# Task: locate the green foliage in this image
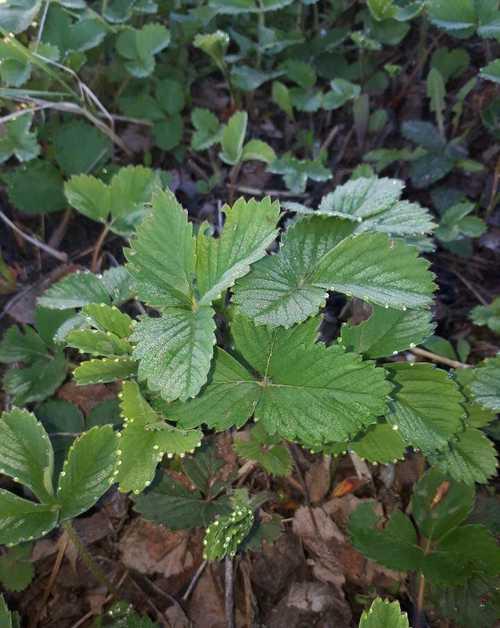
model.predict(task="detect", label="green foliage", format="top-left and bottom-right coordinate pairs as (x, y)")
top-left (470, 297), bottom-right (500, 333)
top-left (53, 121), bottom-right (111, 176)
top-left (358, 598), bottom-right (409, 628)
top-left (116, 23), bottom-right (170, 77)
top-left (268, 155), bottom-right (331, 193)
top-left (219, 111), bottom-right (275, 165)
top-left (0, 594), bottom-right (20, 628)
top-left (2, 160), bottom-right (66, 215)
top-left (469, 356), bottom-right (500, 411)
top-left (0, 113), bottom-right (39, 164)
top-left (234, 422), bottom-right (293, 476)
top-left (480, 58), bottom-right (500, 83)
top-left (0, 544), bottom-right (34, 592)
top-left (203, 493), bottom-right (255, 560)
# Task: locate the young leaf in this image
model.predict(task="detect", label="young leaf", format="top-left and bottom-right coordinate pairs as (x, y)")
top-left (116, 23), bottom-right (170, 77)
top-left (234, 423), bottom-right (292, 476)
top-left (66, 329), bottom-right (131, 357)
top-left (241, 139), bottom-right (276, 164)
top-left (0, 408), bottom-right (54, 503)
top-left (0, 113), bottom-right (40, 164)
top-left (340, 305), bottom-right (435, 358)
top-left (193, 31), bottom-right (229, 72)
top-left (268, 155), bottom-right (331, 193)
top-left (116, 382), bottom-right (202, 493)
top-left (386, 363), bottom-right (465, 453)
top-left (168, 316), bottom-right (391, 446)
top-left (82, 303), bottom-right (133, 338)
top-left (0, 490), bottom-right (58, 546)
top-left (0, 325), bottom-right (49, 363)
top-left (350, 423), bottom-right (406, 464)
top-left (470, 297), bottom-right (500, 333)
top-left (74, 357), bottom-right (137, 385)
top-left (469, 356), bottom-right (500, 411)
top-left (203, 504), bottom-right (254, 560)
top-left (0, 0), bottom-right (42, 34)
top-left (191, 108), bottom-right (223, 151)
top-left (0, 544), bottom-right (34, 592)
top-left (359, 598), bottom-right (409, 628)
top-left (57, 425), bottom-right (118, 520)
top-left (220, 111), bottom-right (248, 165)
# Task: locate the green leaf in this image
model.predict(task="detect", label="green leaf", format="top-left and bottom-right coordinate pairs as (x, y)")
top-left (116, 382), bottom-right (202, 493)
top-left (272, 81), bottom-right (294, 119)
top-left (169, 316), bottom-right (391, 446)
top-left (67, 329), bottom-right (131, 357)
top-left (191, 107), bottom-right (223, 151)
top-left (57, 425), bottom-right (118, 520)
top-left (209, 0), bottom-right (294, 13)
top-left (196, 196), bottom-right (280, 305)
top-left (480, 59), bottom-right (500, 83)
top-left (203, 504), bottom-right (254, 560)
top-left (53, 120), bottom-right (111, 176)
top-left (340, 305), bottom-right (434, 358)
top-left (116, 23), bottom-right (170, 77)
top-left (74, 357), bottom-right (137, 385)
top-left (3, 160), bottom-right (66, 215)
top-left (367, 0), bottom-right (397, 21)
top-left (234, 422), bottom-right (292, 476)
top-left (0, 113), bottom-right (39, 164)
top-left (350, 423), bottom-right (406, 464)
top-left (359, 598), bottom-right (409, 628)
top-left (0, 544), bottom-right (34, 592)
top-left (349, 502), bottom-right (423, 571)
top-left (83, 303), bottom-right (133, 338)
top-left (0, 408), bottom-right (54, 502)
top-left (0, 0), bottom-right (41, 34)
top-left (386, 363), bottom-right (465, 453)
top-left (131, 307), bottom-right (216, 402)
top-left (133, 473), bottom-right (231, 529)
top-left (241, 139), bottom-right (276, 163)
top-left (220, 111), bottom-right (248, 165)
top-left (428, 427), bottom-right (497, 484)
top-left (469, 356), bottom-right (500, 411)
top-left (38, 271), bottom-right (112, 310)
top-left (470, 297), bottom-right (500, 333)
top-left (431, 47), bottom-right (471, 82)
top-left (152, 115), bottom-right (183, 152)
top-left (268, 155), bottom-right (331, 193)
top-left (193, 31), bottom-right (229, 72)
top-left (323, 78), bottom-right (361, 110)
top-left (0, 38), bottom-right (31, 86)
top-left (155, 78), bottom-right (185, 115)
top-left (427, 67), bottom-right (446, 118)
top-left (3, 351), bottom-right (67, 406)
top-left (0, 325), bottom-right (49, 363)
top-left (43, 5), bottom-right (106, 56)
top-left (0, 489), bottom-right (58, 545)
top-left (428, 0), bottom-right (477, 34)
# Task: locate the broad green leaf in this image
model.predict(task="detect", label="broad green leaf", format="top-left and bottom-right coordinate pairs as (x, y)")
top-left (193, 31), bottom-right (229, 72)
top-left (481, 59), bottom-right (500, 83)
top-left (234, 423), bottom-right (292, 476)
top-left (0, 490), bottom-right (58, 546)
top-left (350, 423), bottom-right (406, 464)
top-left (0, 0), bottom-right (41, 34)
top-left (340, 305), bottom-right (435, 358)
top-left (428, 427), bottom-right (497, 484)
top-left (220, 111), bottom-right (248, 165)
top-left (0, 409), bottom-right (54, 502)
top-left (0, 38), bottom-right (31, 86)
top-left (57, 425), bottom-right (118, 520)
top-left (470, 297), bottom-right (500, 333)
top-left (133, 474), bottom-right (231, 529)
top-left (367, 0), bottom-right (397, 21)
top-left (349, 502), bottom-right (423, 571)
top-left (386, 363), bottom-right (465, 453)
top-left (0, 544), bottom-right (34, 592)
top-left (169, 316), bottom-right (391, 446)
top-left (0, 113), bottom-right (39, 164)
top-left (3, 160), bottom-right (66, 215)
top-left (74, 357), bottom-right (137, 385)
top-left (209, 0), bottom-right (294, 13)
top-left (470, 356), bottom-right (500, 411)
top-left (268, 155), bottom-right (331, 193)
top-left (155, 78), bottom-right (185, 115)
top-left (53, 120), bottom-right (111, 176)
top-left (203, 504), bottom-right (254, 560)
top-left (132, 308), bottom-right (215, 401)
top-left (196, 196), bottom-right (280, 305)
top-left (431, 47), bottom-right (471, 82)
top-left (323, 78), bottom-right (361, 110)
top-left (152, 115), bottom-right (183, 152)
top-left (241, 139), bottom-right (276, 163)
top-left (428, 0), bottom-right (477, 34)
top-left (191, 107), bottom-right (223, 151)
top-left (411, 468), bottom-right (474, 541)
top-left (230, 65), bottom-right (282, 91)
top-left (66, 329), bottom-right (131, 357)
top-left (38, 271), bottom-right (111, 310)
top-left (116, 23), bottom-right (170, 77)
top-left (3, 351), bottom-right (67, 406)
top-left (126, 189), bottom-right (195, 308)
top-left (116, 382), bottom-right (202, 493)
top-left (359, 598), bottom-right (409, 628)
top-left (0, 325), bottom-right (49, 363)
top-left (82, 303), bottom-right (133, 338)
top-left (431, 578), bottom-right (500, 628)
top-left (42, 5), bottom-right (106, 56)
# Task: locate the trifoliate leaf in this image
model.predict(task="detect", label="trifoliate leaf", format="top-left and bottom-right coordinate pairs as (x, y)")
top-left (350, 423), bottom-right (406, 464)
top-left (220, 111), bottom-right (247, 165)
top-left (268, 155), bottom-right (331, 193)
top-left (3, 351), bottom-right (67, 406)
top-left (203, 504), bottom-right (254, 560)
top-left (42, 5), bottom-right (106, 56)
top-left (74, 357), bottom-right (137, 385)
top-left (131, 307), bottom-right (216, 402)
top-left (0, 544), bottom-right (34, 592)
top-left (469, 356), bottom-right (500, 412)
top-left (470, 297), bottom-right (500, 333)
top-left (411, 468), bottom-right (474, 542)
top-left (133, 474), bottom-right (231, 529)
top-left (359, 598), bottom-right (409, 628)
top-left (341, 305), bottom-right (434, 358)
top-left (428, 427), bottom-right (497, 485)
top-left (386, 363), bottom-right (465, 453)
top-left (234, 423), bottom-right (292, 476)
top-left (3, 160), bottom-right (66, 215)
top-left (0, 490), bottom-right (58, 546)
top-left (82, 303), bottom-right (133, 338)
top-left (191, 107), bottom-right (223, 151)
top-left (0, 408), bottom-right (54, 503)
top-left (235, 217), bottom-right (435, 328)
top-left (168, 315), bottom-right (391, 446)
top-left (194, 31), bottom-right (229, 72)
top-left (57, 425), bottom-right (118, 520)
top-left (349, 502), bottom-right (423, 571)
top-left (196, 196), bottom-right (280, 305)
top-left (0, 113), bottom-right (39, 164)
top-left (116, 382), bottom-right (202, 493)
top-left (116, 23), bottom-right (170, 77)
top-left (0, 0), bottom-right (41, 34)
top-left (53, 120), bottom-right (111, 175)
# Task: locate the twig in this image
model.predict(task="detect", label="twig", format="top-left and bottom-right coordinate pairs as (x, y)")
top-left (91, 224), bottom-right (111, 273)
top-left (320, 125), bottom-right (340, 153)
top-left (410, 347), bottom-right (471, 369)
top-left (0, 209), bottom-right (68, 262)
top-left (452, 270), bottom-right (489, 306)
top-left (225, 557), bottom-right (235, 628)
top-left (234, 184), bottom-right (308, 198)
top-left (182, 560), bottom-right (207, 602)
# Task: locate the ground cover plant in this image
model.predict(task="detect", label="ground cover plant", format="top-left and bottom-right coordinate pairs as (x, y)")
top-left (0, 0), bottom-right (499, 626)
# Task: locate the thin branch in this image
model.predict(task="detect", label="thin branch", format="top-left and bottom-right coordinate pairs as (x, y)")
top-left (410, 347), bottom-right (471, 369)
top-left (234, 184), bottom-right (308, 198)
top-left (0, 209), bottom-right (68, 262)
top-left (182, 560), bottom-right (207, 602)
top-left (225, 557), bottom-right (235, 628)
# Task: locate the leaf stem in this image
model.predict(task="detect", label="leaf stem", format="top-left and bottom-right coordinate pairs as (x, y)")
top-left (225, 556), bottom-right (235, 628)
top-left (91, 223), bottom-right (111, 272)
top-left (409, 347), bottom-right (470, 369)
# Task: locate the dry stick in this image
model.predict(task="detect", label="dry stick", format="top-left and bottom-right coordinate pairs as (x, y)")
top-left (181, 560), bottom-right (208, 602)
top-left (234, 184), bottom-right (308, 198)
top-left (225, 557), bottom-right (235, 628)
top-left (0, 209), bottom-right (68, 262)
top-left (91, 224), bottom-right (111, 273)
top-left (410, 347), bottom-right (470, 369)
